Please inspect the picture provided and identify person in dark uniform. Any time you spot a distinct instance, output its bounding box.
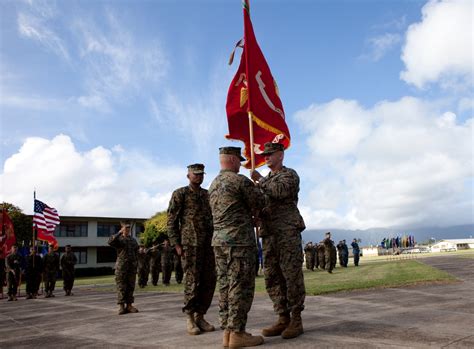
[61,245,77,296]
[25,246,43,299]
[43,245,60,298]
[137,245,151,288]
[160,239,173,286]
[149,242,161,286]
[351,239,361,266]
[5,245,22,301]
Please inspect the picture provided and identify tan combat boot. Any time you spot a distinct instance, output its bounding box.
[261,313,290,337]
[281,313,304,339]
[126,304,139,313]
[195,313,215,332]
[186,313,201,335]
[229,331,264,348]
[118,304,127,315]
[223,329,230,348]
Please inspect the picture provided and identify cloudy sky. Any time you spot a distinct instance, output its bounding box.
[1,0,472,230]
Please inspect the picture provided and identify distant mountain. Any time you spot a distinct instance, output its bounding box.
[302,224,474,247]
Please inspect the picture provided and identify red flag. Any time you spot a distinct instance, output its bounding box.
[0,209,16,257]
[226,0,290,169]
[33,199,59,249]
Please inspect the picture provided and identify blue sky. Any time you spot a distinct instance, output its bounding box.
[1,0,472,230]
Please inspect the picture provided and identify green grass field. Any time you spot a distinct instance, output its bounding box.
[73,258,456,296]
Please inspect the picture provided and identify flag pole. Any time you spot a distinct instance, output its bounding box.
[248,112,256,171]
[32,190,36,268]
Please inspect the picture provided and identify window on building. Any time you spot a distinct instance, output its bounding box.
[58,247,87,265]
[54,223,88,237]
[96,246,117,263]
[135,223,145,237]
[97,223,121,237]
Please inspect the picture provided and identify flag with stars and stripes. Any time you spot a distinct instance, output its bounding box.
[33,199,59,249]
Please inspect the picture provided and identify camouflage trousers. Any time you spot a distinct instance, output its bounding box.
[150,264,161,285]
[214,245,256,332]
[318,250,326,270]
[182,245,216,314]
[62,268,75,291]
[138,267,149,287]
[7,270,19,296]
[115,268,136,304]
[262,231,306,315]
[26,272,41,295]
[325,247,336,272]
[305,253,315,270]
[162,262,172,285]
[43,272,57,293]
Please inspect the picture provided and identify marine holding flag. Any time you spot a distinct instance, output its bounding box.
[226,0,306,340]
[226,0,290,169]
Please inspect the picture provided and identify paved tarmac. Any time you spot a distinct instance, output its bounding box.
[0,255,473,348]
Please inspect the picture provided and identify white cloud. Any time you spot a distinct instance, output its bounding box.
[17,8,70,61]
[400,0,473,89]
[295,96,473,229]
[0,134,185,217]
[366,33,402,61]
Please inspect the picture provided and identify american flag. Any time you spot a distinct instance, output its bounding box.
[33,199,60,233]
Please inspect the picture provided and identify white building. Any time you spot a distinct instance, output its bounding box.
[430,239,474,252]
[51,216,146,269]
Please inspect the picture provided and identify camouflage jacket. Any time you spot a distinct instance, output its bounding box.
[258,166,305,236]
[43,252,60,273]
[167,185,213,247]
[209,169,264,247]
[6,253,22,273]
[60,252,77,271]
[108,233,139,272]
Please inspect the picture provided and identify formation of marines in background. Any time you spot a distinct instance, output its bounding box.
[304,236,361,271]
[1,243,77,301]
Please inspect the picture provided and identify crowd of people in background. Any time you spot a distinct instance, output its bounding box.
[304,235,361,271]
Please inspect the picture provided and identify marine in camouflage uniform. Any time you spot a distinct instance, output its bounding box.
[108,222,139,315]
[60,245,77,296]
[317,243,326,270]
[43,245,60,297]
[137,245,150,288]
[167,163,216,335]
[209,147,265,348]
[149,244,161,285]
[251,142,306,340]
[304,242,315,271]
[323,232,336,273]
[25,247,43,299]
[5,245,21,301]
[160,239,173,285]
